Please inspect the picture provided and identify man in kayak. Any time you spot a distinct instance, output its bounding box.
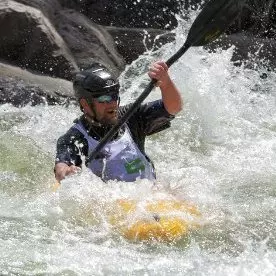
[54,61,182,182]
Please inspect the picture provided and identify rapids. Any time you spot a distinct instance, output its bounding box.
[1,12,276,276]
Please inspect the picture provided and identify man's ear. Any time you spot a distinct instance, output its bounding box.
[80,98,94,116]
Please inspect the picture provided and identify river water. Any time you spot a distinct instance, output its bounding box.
[1,12,276,276]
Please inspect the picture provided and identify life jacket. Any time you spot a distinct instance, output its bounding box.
[73,122,156,182]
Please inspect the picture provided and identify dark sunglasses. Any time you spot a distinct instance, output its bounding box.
[94,93,119,103]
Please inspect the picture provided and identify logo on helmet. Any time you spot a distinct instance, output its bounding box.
[106,79,115,86]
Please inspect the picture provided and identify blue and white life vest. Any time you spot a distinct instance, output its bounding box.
[73,122,156,182]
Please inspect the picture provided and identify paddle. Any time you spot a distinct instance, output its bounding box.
[87,0,244,162]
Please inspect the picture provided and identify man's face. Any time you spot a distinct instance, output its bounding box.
[91,96,119,125]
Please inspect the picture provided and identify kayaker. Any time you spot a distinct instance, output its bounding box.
[54,61,182,182]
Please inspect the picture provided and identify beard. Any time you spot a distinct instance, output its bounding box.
[97,110,119,126]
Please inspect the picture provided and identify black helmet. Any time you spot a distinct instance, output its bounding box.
[73,63,120,100]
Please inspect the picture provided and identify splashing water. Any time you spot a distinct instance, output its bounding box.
[1,11,276,276]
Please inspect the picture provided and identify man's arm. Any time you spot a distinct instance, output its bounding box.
[54,163,80,182]
[54,127,86,182]
[148,61,183,115]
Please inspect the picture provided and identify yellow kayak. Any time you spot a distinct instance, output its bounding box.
[109,199,201,242]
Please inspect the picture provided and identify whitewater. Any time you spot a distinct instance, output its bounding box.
[0,13,276,276]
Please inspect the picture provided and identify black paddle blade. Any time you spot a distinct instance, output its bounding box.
[166,0,245,67]
[186,0,245,47]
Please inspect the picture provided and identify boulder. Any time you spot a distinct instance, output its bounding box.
[55,9,125,76]
[57,0,191,29]
[209,31,276,70]
[12,0,61,21]
[0,62,74,106]
[230,0,276,38]
[11,1,126,74]
[0,1,78,79]
[105,26,175,63]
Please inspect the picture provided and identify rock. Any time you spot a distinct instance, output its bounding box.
[12,0,61,21]
[208,31,276,70]
[105,26,175,63]
[0,62,74,106]
[55,9,125,76]
[0,1,78,79]
[229,0,276,38]
[12,0,126,74]
[57,0,189,30]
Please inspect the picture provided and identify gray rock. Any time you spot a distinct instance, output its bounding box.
[55,9,125,76]
[57,0,189,29]
[229,0,276,38]
[105,26,175,63]
[0,62,74,106]
[0,1,78,79]
[12,0,61,21]
[208,32,276,70]
[10,0,126,74]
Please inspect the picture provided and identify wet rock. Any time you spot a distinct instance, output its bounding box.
[12,0,61,22]
[208,31,276,70]
[106,26,175,63]
[57,0,191,30]
[229,0,276,38]
[0,1,78,79]
[0,62,75,107]
[10,0,126,74]
[56,9,125,76]
[0,78,60,107]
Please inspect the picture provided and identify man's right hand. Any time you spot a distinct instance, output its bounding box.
[54,163,81,182]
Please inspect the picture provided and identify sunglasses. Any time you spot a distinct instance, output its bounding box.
[94,93,119,103]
